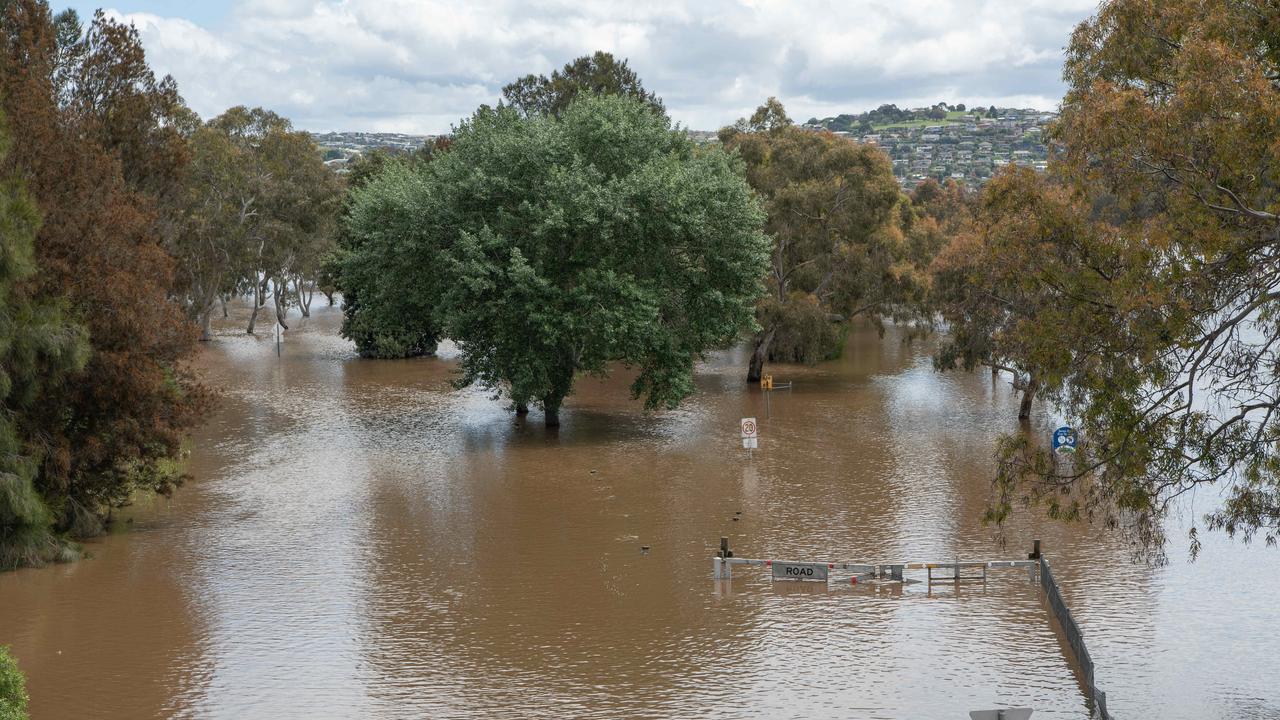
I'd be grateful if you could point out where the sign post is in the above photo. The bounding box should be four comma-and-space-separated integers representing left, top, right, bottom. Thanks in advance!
740, 417, 758, 449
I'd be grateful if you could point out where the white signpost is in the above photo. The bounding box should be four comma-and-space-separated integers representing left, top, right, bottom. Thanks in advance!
740, 417, 758, 449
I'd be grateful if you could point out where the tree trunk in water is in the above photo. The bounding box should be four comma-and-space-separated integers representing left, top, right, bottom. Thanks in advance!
325, 290, 335, 306
221, 296, 229, 317
515, 403, 529, 416
296, 279, 312, 318
542, 361, 575, 428
247, 281, 267, 335
543, 394, 563, 428
747, 327, 777, 383
199, 307, 213, 342
273, 278, 289, 330
1018, 374, 1039, 421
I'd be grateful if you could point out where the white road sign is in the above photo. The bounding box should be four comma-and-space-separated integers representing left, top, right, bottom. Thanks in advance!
771, 561, 828, 582
969, 709, 1033, 720
740, 417, 758, 439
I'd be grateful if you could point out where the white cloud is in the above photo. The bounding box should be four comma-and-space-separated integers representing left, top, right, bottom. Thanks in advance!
105, 0, 1099, 133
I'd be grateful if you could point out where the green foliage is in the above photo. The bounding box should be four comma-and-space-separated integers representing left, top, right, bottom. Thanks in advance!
929, 168, 1098, 419
720, 99, 906, 379
0, 111, 88, 569
939, 0, 1280, 556
1, 0, 208, 549
188, 106, 342, 334
339, 161, 441, 358
344, 95, 769, 423
501, 51, 665, 119
0, 646, 28, 720
333, 145, 453, 356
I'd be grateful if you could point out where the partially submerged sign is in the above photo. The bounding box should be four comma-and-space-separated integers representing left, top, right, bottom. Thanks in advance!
1052, 426, 1078, 454
969, 709, 1033, 720
741, 417, 759, 449
771, 561, 828, 582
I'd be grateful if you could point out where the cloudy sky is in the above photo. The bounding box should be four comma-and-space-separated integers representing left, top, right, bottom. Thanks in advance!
64, 0, 1099, 134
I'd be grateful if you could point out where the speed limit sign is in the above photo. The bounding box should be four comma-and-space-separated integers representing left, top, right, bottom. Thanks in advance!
740, 418, 758, 438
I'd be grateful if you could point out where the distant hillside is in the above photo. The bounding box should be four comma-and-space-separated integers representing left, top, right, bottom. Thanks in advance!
312, 128, 720, 172
805, 103, 1057, 189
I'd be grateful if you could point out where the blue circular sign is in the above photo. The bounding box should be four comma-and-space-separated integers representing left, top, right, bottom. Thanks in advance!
1052, 426, 1078, 454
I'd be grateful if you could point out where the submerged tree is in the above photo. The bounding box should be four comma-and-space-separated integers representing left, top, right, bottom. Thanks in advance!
333, 147, 447, 358
930, 168, 1099, 420
192, 106, 341, 335
346, 95, 769, 426
501, 51, 665, 118
978, 0, 1280, 555
720, 98, 904, 381
338, 160, 444, 358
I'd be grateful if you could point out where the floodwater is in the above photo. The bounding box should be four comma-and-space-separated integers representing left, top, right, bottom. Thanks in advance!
1, 303, 1277, 720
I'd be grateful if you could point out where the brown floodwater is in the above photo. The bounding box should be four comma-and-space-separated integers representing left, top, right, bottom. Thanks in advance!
1, 303, 1277, 719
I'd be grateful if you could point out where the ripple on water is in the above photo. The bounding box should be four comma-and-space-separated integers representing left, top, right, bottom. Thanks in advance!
0, 309, 1276, 719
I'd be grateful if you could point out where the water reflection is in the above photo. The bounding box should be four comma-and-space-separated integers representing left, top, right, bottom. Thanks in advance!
0, 304, 1275, 719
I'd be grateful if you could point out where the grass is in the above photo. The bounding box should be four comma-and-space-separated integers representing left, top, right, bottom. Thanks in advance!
870, 113, 979, 131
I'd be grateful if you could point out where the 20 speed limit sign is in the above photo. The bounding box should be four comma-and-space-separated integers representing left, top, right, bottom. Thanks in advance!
740, 417, 758, 438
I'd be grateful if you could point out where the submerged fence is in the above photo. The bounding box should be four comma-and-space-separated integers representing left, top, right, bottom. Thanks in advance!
712, 537, 1117, 718
1040, 557, 1113, 720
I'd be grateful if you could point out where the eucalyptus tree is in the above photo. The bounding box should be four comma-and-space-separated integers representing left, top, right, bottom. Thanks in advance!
172, 124, 256, 339
961, 0, 1280, 556
719, 98, 904, 381
200, 106, 341, 334
344, 95, 769, 426
930, 168, 1099, 421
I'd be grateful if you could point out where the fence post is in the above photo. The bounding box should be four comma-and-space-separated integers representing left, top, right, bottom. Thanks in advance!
714, 537, 732, 580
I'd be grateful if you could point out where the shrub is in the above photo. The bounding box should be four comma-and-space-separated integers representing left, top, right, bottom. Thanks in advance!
0, 646, 28, 720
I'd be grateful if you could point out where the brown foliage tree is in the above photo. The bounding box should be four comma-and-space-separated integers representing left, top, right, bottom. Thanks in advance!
0, 0, 207, 535
720, 99, 905, 381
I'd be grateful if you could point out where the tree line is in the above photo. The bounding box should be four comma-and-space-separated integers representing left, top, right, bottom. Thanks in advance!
0, 1, 341, 569
2, 0, 1270, 569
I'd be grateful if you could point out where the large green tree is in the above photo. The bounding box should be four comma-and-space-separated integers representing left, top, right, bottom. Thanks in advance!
501, 51, 665, 119
332, 145, 449, 357
345, 95, 769, 426
338, 159, 444, 358
719, 98, 905, 381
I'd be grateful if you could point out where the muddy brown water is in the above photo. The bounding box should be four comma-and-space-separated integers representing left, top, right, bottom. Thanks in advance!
1, 303, 1277, 719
